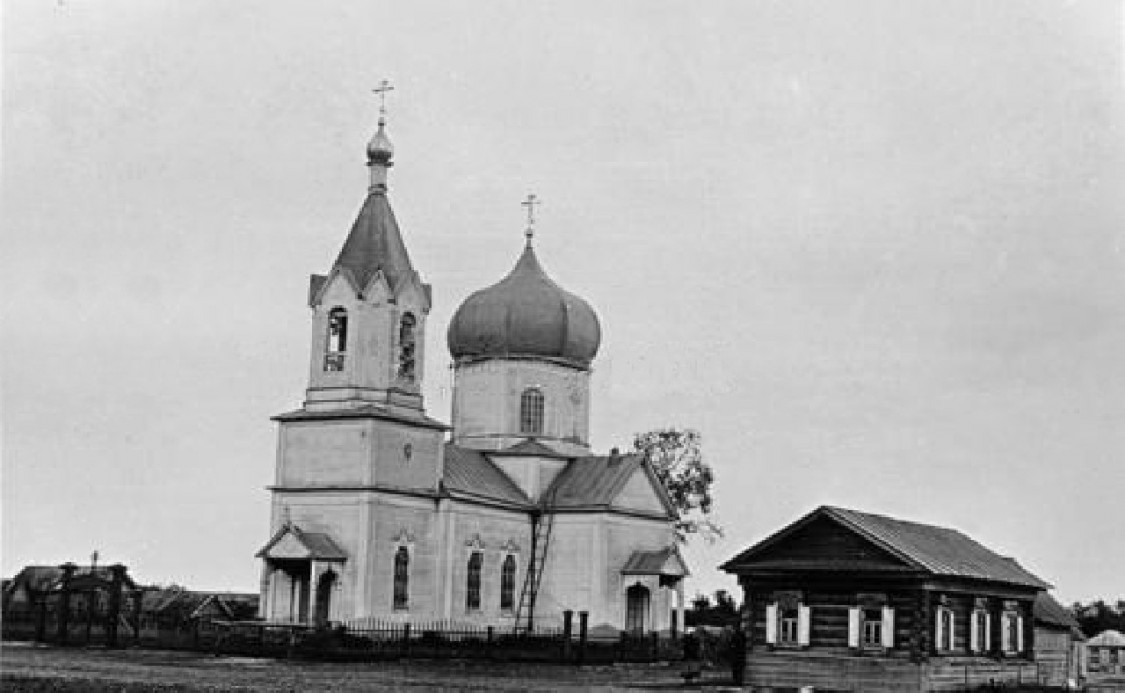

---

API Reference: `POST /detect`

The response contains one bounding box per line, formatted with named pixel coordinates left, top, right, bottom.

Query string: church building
left=255, top=105, right=688, bottom=633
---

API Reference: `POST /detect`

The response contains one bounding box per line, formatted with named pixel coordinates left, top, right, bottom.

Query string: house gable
left=724, top=514, right=918, bottom=574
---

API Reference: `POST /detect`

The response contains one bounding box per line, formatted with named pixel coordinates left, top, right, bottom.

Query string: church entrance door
left=625, top=584, right=650, bottom=633
left=313, top=570, right=336, bottom=627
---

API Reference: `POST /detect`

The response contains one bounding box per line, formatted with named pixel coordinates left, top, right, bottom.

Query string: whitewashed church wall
left=445, top=502, right=533, bottom=625
left=605, top=515, right=680, bottom=631
left=452, top=360, right=590, bottom=448
left=366, top=424, right=443, bottom=491
left=360, top=493, right=442, bottom=620
left=278, top=420, right=442, bottom=491
left=307, top=276, right=395, bottom=393
left=536, top=515, right=603, bottom=628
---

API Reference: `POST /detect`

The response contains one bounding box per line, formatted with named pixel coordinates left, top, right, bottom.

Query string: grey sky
left=3, top=0, right=1123, bottom=603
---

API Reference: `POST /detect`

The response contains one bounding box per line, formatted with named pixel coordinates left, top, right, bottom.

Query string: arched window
left=466, top=552, right=483, bottom=610
left=519, top=388, right=544, bottom=435
left=324, top=307, right=348, bottom=372
left=398, top=312, right=417, bottom=382
left=500, top=555, right=516, bottom=611
left=393, top=546, right=409, bottom=610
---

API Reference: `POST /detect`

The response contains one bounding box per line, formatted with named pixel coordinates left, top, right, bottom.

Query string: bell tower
left=304, top=91, right=431, bottom=416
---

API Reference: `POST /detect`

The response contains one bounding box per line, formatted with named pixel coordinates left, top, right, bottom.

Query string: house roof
left=332, top=192, right=416, bottom=297
left=722, top=505, right=1051, bottom=590
left=443, top=444, right=533, bottom=508
left=621, top=546, right=690, bottom=577
left=6, top=564, right=139, bottom=594
left=1089, top=630, right=1125, bottom=647
left=1033, top=592, right=1084, bottom=638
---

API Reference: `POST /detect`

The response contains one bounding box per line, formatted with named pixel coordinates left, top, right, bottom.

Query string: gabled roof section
left=332, top=192, right=415, bottom=297
left=722, top=505, right=1051, bottom=590
left=256, top=524, right=347, bottom=561
left=1033, top=592, right=1083, bottom=638
left=622, top=545, right=690, bottom=577
left=443, top=443, right=533, bottom=509
left=544, top=453, right=675, bottom=517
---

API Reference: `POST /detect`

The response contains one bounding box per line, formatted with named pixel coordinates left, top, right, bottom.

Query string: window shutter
left=797, top=605, right=811, bottom=646
left=847, top=606, right=860, bottom=648
left=984, top=612, right=991, bottom=652
left=882, top=606, right=895, bottom=648
left=1016, top=615, right=1024, bottom=653
left=970, top=612, right=980, bottom=652
left=765, top=603, right=778, bottom=645
left=1001, top=614, right=1011, bottom=652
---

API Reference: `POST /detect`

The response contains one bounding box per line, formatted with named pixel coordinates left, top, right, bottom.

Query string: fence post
left=651, top=631, right=659, bottom=660
left=402, top=622, right=411, bottom=658
left=562, top=610, right=574, bottom=660
left=579, top=611, right=588, bottom=664
left=487, top=626, right=494, bottom=661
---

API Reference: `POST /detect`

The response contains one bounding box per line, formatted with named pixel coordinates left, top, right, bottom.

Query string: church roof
left=489, top=439, right=573, bottom=459
left=443, top=444, right=533, bottom=508
left=545, top=453, right=676, bottom=517
left=272, top=405, right=448, bottom=431
left=332, top=192, right=416, bottom=295
left=621, top=546, right=691, bottom=577
left=447, top=243, right=601, bottom=368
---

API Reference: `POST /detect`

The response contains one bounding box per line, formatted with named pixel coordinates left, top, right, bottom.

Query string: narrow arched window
left=324, top=307, right=348, bottom=372
left=519, top=388, right=544, bottom=435
left=500, top=555, right=516, bottom=611
left=398, top=312, right=417, bottom=382
left=466, top=552, right=483, bottom=611
left=393, top=546, right=409, bottom=610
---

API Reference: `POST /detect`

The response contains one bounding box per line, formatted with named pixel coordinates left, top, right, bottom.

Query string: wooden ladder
left=513, top=489, right=557, bottom=633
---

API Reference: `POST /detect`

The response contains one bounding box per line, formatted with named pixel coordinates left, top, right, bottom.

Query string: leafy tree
left=631, top=428, right=721, bottom=543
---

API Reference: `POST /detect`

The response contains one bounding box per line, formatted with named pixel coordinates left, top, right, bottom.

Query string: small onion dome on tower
left=447, top=244, right=601, bottom=369
left=367, top=118, right=394, bottom=165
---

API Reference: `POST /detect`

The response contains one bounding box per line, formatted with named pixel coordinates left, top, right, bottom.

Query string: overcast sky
left=4, top=1, right=1123, bottom=605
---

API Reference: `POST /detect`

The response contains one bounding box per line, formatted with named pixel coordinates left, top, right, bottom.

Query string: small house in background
left=721, top=506, right=1051, bottom=693
left=3, top=564, right=139, bottom=618
left=1087, top=629, right=1125, bottom=679
left=140, top=587, right=259, bottom=626
left=1032, top=591, right=1086, bottom=688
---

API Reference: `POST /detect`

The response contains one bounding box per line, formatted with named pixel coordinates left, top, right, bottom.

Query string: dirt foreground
left=0, top=642, right=736, bottom=692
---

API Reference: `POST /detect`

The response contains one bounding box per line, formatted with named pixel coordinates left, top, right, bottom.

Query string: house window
left=466, top=552, right=483, bottom=611
left=862, top=609, right=883, bottom=647
left=971, top=609, right=991, bottom=653
left=779, top=607, right=799, bottom=644
left=519, top=388, right=544, bottom=435
left=1001, top=611, right=1023, bottom=654
left=500, top=555, right=516, bottom=611
left=935, top=606, right=955, bottom=652
left=398, top=313, right=416, bottom=382
left=392, top=546, right=409, bottom=610
left=325, top=307, right=348, bottom=371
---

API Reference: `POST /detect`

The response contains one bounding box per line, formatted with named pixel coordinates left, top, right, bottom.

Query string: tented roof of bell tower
left=331, top=192, right=416, bottom=294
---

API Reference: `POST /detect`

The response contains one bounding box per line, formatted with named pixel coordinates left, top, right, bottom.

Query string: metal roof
left=1033, top=592, right=1084, bottom=637
left=332, top=192, right=416, bottom=297
left=546, top=453, right=640, bottom=508
left=621, top=546, right=690, bottom=577
left=443, top=444, right=533, bottom=508
left=255, top=524, right=347, bottom=561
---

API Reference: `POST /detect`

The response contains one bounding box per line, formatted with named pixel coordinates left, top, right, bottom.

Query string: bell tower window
left=325, top=307, right=348, bottom=372
left=398, top=312, right=417, bottom=382
left=519, top=388, right=544, bottom=435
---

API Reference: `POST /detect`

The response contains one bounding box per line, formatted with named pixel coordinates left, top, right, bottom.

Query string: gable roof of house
left=6, top=564, right=140, bottom=595
left=443, top=444, right=533, bottom=508
left=1033, top=592, right=1084, bottom=639
left=1089, top=630, right=1125, bottom=647
left=722, top=505, right=1050, bottom=590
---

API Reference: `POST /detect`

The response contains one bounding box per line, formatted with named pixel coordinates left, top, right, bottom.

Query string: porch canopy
left=256, top=523, right=347, bottom=562
left=621, top=545, right=690, bottom=587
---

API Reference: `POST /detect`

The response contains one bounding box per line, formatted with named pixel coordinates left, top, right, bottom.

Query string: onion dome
left=447, top=244, right=601, bottom=368
left=366, top=118, right=394, bottom=165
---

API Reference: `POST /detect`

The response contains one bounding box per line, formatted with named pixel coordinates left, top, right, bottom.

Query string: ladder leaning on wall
left=513, top=486, right=558, bottom=634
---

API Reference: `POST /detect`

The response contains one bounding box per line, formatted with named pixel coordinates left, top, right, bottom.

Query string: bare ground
left=0, top=642, right=740, bottom=692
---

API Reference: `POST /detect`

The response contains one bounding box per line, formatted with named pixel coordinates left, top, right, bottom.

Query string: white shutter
left=1016, top=615, right=1024, bottom=652
left=797, top=605, right=811, bottom=646
left=847, top=607, right=861, bottom=648
left=1001, top=614, right=1011, bottom=652
left=935, top=608, right=945, bottom=652
left=970, top=612, right=980, bottom=652
left=882, top=606, right=895, bottom=648
left=765, top=603, right=778, bottom=645
left=983, top=612, right=991, bottom=652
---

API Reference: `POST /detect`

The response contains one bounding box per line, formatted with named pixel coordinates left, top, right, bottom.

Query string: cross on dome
left=521, top=193, right=541, bottom=245
left=372, top=79, right=395, bottom=122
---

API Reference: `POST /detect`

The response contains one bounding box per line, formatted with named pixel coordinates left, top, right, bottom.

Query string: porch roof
left=256, top=524, right=347, bottom=561
left=621, top=546, right=690, bottom=577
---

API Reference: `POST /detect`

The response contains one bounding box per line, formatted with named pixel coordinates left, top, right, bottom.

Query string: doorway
left=625, top=583, right=650, bottom=633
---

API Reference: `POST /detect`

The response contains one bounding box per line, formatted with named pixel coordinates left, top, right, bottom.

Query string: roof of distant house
left=1089, top=630, right=1125, bottom=647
